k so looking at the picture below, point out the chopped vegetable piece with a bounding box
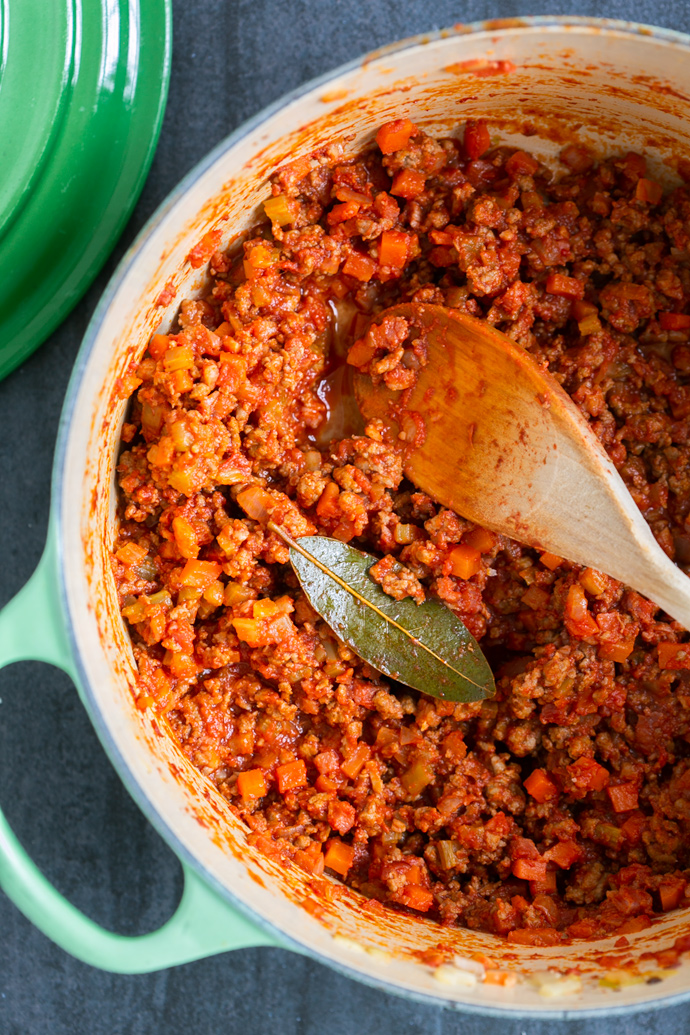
[512,857,548,881]
[148,333,170,359]
[524,768,558,803]
[546,273,585,299]
[505,150,539,178]
[447,544,482,580]
[391,168,426,198]
[237,768,268,799]
[659,881,686,912]
[567,757,609,792]
[540,552,563,570]
[324,839,355,876]
[276,759,307,794]
[658,642,690,670]
[635,178,663,204]
[263,195,294,226]
[399,884,434,911]
[545,841,582,869]
[564,584,598,638]
[378,230,409,268]
[341,743,370,780]
[463,119,491,159]
[607,782,639,813]
[660,312,690,330]
[463,526,494,553]
[342,251,377,282]
[178,560,222,591]
[376,118,417,154]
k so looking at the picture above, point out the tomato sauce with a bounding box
[113,117,690,944]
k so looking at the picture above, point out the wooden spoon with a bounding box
[354,302,690,629]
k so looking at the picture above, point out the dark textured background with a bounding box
[2,1,690,1032]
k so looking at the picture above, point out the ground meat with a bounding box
[113,117,690,946]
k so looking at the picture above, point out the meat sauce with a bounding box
[112,117,690,945]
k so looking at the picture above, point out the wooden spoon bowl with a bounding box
[354,302,690,629]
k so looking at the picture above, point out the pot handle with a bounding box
[0,538,282,971]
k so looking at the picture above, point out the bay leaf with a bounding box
[269,522,495,703]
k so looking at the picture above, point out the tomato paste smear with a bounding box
[112,118,690,944]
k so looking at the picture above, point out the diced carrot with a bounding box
[171,369,193,394]
[523,768,558,803]
[599,641,635,663]
[399,884,434,912]
[635,178,663,205]
[316,480,340,520]
[567,756,609,792]
[203,580,225,607]
[328,798,356,835]
[243,241,278,275]
[163,345,195,372]
[579,567,607,595]
[660,312,690,331]
[115,541,149,567]
[564,583,598,638]
[148,333,170,359]
[237,768,268,799]
[346,338,377,368]
[376,118,418,154]
[512,857,547,881]
[236,484,275,522]
[529,869,558,896]
[178,559,222,591]
[172,516,199,560]
[378,230,409,268]
[620,151,647,179]
[463,526,494,553]
[391,168,426,198]
[521,584,550,611]
[546,273,585,299]
[294,840,325,876]
[217,354,248,390]
[659,881,686,912]
[315,774,338,793]
[616,915,652,935]
[328,200,362,225]
[342,251,377,282]
[463,119,491,160]
[341,743,371,780]
[621,814,645,843]
[540,551,563,570]
[263,195,294,226]
[276,759,307,794]
[324,838,355,876]
[252,598,282,619]
[658,642,690,670]
[505,150,539,178]
[447,544,482,580]
[441,730,467,762]
[166,652,198,679]
[544,841,582,869]
[606,782,639,813]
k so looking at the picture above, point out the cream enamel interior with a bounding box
[60,21,690,1013]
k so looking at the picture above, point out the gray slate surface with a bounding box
[1,1,690,1032]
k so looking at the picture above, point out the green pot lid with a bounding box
[0,0,171,381]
